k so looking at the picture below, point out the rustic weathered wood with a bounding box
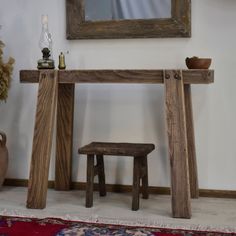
[96,155,106,197]
[132,157,141,211]
[20,68,214,217]
[66,0,191,39]
[20,70,214,85]
[27,71,58,209]
[183,70,214,84]
[172,0,191,35]
[164,70,191,218]
[20,70,40,83]
[86,154,95,208]
[59,70,164,84]
[184,84,199,198]
[55,84,75,190]
[85,154,107,207]
[79,142,154,210]
[141,156,149,199]
[79,142,155,156]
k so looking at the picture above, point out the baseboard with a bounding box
[3,178,236,199]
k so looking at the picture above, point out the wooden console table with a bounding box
[20,69,214,218]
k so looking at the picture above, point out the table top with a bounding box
[20,69,214,84]
[79,142,155,156]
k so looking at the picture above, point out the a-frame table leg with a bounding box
[164,70,191,218]
[55,84,74,190]
[184,84,199,199]
[27,70,58,209]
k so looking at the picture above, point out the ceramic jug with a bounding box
[0,131,8,187]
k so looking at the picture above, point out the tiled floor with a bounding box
[0,187,236,232]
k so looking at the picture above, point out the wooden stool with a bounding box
[78,142,155,211]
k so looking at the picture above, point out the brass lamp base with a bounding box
[37,59,55,69]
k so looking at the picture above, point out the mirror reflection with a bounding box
[85,0,171,21]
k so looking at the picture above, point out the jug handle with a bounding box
[0,131,6,146]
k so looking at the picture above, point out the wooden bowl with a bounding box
[185,57,212,69]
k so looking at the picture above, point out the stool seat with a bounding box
[78,142,155,211]
[79,142,155,156]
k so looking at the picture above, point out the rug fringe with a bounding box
[1,208,236,234]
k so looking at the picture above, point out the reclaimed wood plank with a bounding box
[59,70,164,84]
[183,70,214,84]
[66,0,191,39]
[20,70,214,84]
[96,155,106,197]
[55,84,75,190]
[164,70,191,218]
[132,157,141,211]
[184,84,199,198]
[86,154,95,208]
[20,70,40,83]
[79,142,155,156]
[141,156,149,199]
[27,70,58,209]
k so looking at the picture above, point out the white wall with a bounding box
[0,0,236,190]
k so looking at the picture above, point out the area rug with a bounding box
[0,216,235,236]
[0,216,236,236]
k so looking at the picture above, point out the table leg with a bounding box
[184,84,199,199]
[164,70,191,218]
[27,71,58,209]
[55,84,75,190]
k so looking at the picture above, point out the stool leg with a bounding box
[141,156,149,199]
[96,155,106,197]
[132,157,141,211]
[86,154,94,208]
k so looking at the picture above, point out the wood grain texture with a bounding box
[20,70,40,83]
[79,142,155,156]
[20,70,214,84]
[141,156,149,199]
[172,0,191,36]
[184,84,199,198]
[132,157,141,211]
[55,84,75,190]
[183,70,214,84]
[66,0,191,39]
[20,68,214,214]
[164,70,191,218]
[86,154,95,208]
[80,142,151,210]
[59,70,164,84]
[27,71,58,209]
[96,155,106,197]
[66,0,84,39]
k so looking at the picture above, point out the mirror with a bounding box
[66,0,191,39]
[85,0,172,21]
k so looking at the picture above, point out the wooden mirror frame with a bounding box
[66,0,191,39]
